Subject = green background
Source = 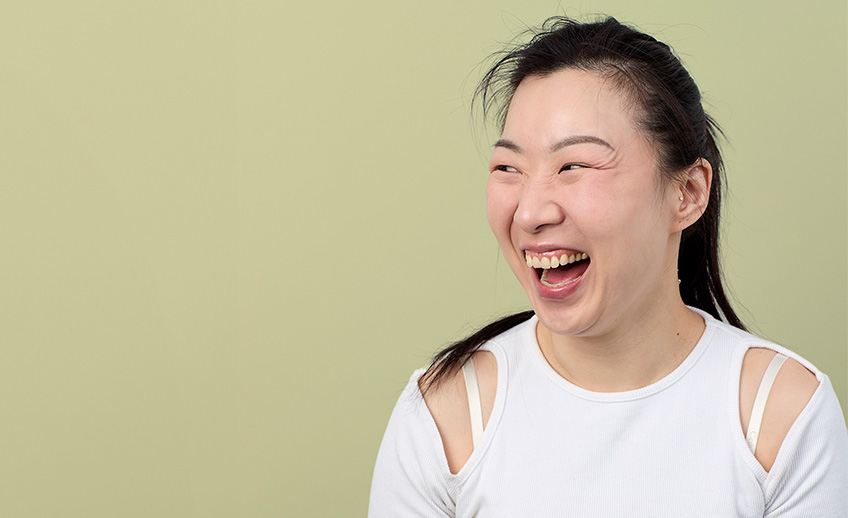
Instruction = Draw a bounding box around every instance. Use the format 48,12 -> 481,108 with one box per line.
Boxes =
1,1 -> 845,516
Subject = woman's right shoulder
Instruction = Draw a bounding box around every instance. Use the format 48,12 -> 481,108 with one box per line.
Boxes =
420,350 -> 498,475
370,368 -> 459,516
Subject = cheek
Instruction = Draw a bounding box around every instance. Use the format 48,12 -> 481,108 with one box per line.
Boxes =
574,174 -> 655,226
575,179 -> 669,263
486,180 -> 518,241
561,181 -> 624,232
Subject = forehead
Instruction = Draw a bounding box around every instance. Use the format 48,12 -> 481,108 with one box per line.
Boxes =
502,68 -> 642,152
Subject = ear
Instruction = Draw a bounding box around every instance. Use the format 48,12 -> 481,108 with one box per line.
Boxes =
671,158 -> 712,232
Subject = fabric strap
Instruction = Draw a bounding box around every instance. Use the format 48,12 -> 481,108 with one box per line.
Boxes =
746,353 -> 788,455
461,357 -> 484,449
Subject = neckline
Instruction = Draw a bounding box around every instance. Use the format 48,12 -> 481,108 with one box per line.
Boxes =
525,307 -> 717,402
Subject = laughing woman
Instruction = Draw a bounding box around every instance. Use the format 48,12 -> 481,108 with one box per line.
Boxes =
369,17 -> 848,517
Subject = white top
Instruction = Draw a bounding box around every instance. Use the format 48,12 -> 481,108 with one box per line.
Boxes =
369,310 -> 848,517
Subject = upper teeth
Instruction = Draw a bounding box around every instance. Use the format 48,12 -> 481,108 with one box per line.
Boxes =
525,252 -> 588,269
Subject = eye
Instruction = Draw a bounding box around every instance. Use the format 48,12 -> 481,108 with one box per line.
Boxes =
493,165 -> 519,173
560,163 -> 586,172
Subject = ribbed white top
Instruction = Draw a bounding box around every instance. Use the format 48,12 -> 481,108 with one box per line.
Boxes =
369,310 -> 848,517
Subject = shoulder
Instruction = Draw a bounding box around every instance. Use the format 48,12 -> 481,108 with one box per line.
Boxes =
738,346 -> 820,472
736,343 -> 848,513
420,350 -> 498,475
371,370 -> 450,490
370,369 -> 457,516
699,315 -> 847,494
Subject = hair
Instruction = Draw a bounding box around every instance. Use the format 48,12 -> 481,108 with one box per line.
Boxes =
420,16 -> 744,394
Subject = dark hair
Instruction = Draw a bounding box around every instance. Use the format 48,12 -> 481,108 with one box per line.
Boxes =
420,16 -> 744,393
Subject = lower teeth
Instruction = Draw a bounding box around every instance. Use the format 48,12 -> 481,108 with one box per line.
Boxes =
540,268 -> 583,288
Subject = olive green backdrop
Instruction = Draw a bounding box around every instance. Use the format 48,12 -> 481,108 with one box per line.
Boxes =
1,1 -> 845,516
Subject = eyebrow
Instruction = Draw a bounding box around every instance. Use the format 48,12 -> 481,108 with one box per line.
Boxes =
494,135 -> 614,153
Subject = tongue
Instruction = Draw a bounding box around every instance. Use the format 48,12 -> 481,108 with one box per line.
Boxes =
545,259 -> 589,285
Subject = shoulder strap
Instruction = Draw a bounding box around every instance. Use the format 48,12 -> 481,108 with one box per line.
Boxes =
746,353 -> 788,455
461,357 -> 484,449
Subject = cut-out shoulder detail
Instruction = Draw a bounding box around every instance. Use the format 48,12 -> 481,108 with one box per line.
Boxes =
419,351 -> 497,474
739,347 -> 819,472
474,351 -> 498,431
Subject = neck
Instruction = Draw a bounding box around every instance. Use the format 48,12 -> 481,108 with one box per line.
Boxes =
536,297 -> 705,392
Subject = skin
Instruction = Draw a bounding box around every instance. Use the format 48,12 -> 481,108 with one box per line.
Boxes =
423,68 -> 818,475
487,69 -> 707,392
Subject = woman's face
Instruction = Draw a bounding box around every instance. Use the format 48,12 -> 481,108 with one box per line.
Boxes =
487,68 -> 684,339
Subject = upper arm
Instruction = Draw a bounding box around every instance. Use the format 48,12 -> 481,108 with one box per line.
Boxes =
369,374 -> 457,517
420,351 -> 497,475
739,348 -> 819,472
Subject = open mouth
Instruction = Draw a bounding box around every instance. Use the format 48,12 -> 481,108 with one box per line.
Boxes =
525,252 -> 591,288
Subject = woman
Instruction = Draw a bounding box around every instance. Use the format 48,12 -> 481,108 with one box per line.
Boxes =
369,17 -> 847,516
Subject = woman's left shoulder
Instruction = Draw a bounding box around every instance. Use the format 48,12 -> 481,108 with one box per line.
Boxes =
716,313 -> 844,473
738,341 -> 848,513
738,346 -> 821,471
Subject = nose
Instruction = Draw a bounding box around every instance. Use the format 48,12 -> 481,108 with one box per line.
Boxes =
514,181 -> 565,233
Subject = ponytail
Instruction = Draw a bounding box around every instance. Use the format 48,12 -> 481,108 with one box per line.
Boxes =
419,310 -> 534,395
678,116 -> 744,329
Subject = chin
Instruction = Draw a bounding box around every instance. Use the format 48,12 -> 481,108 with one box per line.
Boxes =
516,270 -> 598,338
537,311 -> 593,338
526,295 -> 599,338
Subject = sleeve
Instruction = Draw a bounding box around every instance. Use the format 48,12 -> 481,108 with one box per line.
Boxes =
368,370 -> 458,518
763,375 -> 848,517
